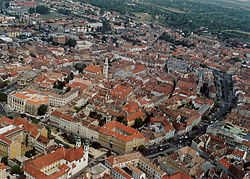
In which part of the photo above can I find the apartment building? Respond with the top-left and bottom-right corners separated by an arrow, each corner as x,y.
50,111 -> 99,142
149,117 -> 175,139
0,125 -> 23,159
99,121 -> 147,154
0,116 -> 50,157
48,90 -> 79,107
105,152 -> 166,179
207,121 -> 249,151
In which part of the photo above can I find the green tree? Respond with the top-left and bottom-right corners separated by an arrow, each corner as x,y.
137,145 -> 146,153
69,133 -> 76,144
38,104 -> 48,115
1,157 -> 8,165
36,5 -> 50,15
31,117 -> 40,124
121,119 -> 128,126
116,116 -> 124,122
28,7 -> 35,14
45,125 -> 52,139
203,114 -> 210,120
116,116 -> 127,126
11,165 -> 22,175
25,150 -> 32,158
99,118 -> 106,127
168,137 -> 174,142
92,141 -> 101,149
133,118 -> 143,129
53,80 -> 65,90
0,92 -> 7,101
74,63 -> 86,73
20,114 -> 26,118
214,101 -> 221,108
66,39 -> 77,48
0,81 -> 8,89
192,125 -> 199,131
97,20 -> 111,33
70,72 -> 74,80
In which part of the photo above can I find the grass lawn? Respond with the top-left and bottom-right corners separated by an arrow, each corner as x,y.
39,14 -> 62,18
134,12 -> 153,21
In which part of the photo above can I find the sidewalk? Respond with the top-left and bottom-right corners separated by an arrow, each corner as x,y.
51,131 -> 75,148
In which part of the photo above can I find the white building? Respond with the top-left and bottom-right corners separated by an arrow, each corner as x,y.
7,91 -> 49,115
105,152 -> 167,179
50,111 -> 99,142
49,90 -> 79,107
24,138 -> 89,179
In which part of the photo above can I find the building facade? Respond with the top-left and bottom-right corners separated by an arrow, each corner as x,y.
8,91 -> 49,115
24,139 -> 89,179
105,152 -> 166,179
99,121 -> 147,154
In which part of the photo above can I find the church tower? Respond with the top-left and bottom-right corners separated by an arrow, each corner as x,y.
83,138 -> 89,161
76,136 -> 81,148
103,58 -> 109,79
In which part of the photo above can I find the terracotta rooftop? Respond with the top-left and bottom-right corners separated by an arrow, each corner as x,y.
99,121 -> 146,142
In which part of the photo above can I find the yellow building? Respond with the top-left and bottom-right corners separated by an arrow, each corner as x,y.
0,125 -> 23,159
126,111 -> 147,127
0,116 -> 49,159
8,90 -> 49,115
99,121 -> 147,154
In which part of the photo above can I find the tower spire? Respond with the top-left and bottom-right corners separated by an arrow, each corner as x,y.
76,136 -> 81,148
103,58 -> 109,79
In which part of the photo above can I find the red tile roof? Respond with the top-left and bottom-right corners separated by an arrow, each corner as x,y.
132,64 -> 147,74
0,116 -> 13,127
0,163 -> 6,170
113,166 -> 132,179
218,158 -> 230,169
126,111 -> 146,121
30,146 -> 84,170
99,121 -> 146,142
169,172 -> 193,179
84,65 -> 102,74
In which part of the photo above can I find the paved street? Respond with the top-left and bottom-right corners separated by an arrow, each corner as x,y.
51,131 -> 75,148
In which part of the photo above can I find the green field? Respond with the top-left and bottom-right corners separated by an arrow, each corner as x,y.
81,0 -> 249,41
38,14 -> 62,19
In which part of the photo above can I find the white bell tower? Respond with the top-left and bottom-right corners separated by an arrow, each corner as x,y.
76,136 -> 81,148
103,58 -> 109,79
83,138 -> 89,161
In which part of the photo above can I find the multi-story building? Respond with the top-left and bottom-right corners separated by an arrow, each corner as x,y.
207,121 -> 249,151
50,111 -> 99,142
0,125 -> 24,159
8,90 -> 49,115
99,121 -> 147,154
48,90 -> 79,107
24,138 -> 89,179
17,70 -> 39,86
8,89 -> 79,113
105,151 -> 167,179
126,111 -> 147,127
149,117 -> 175,139
0,116 -> 50,157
